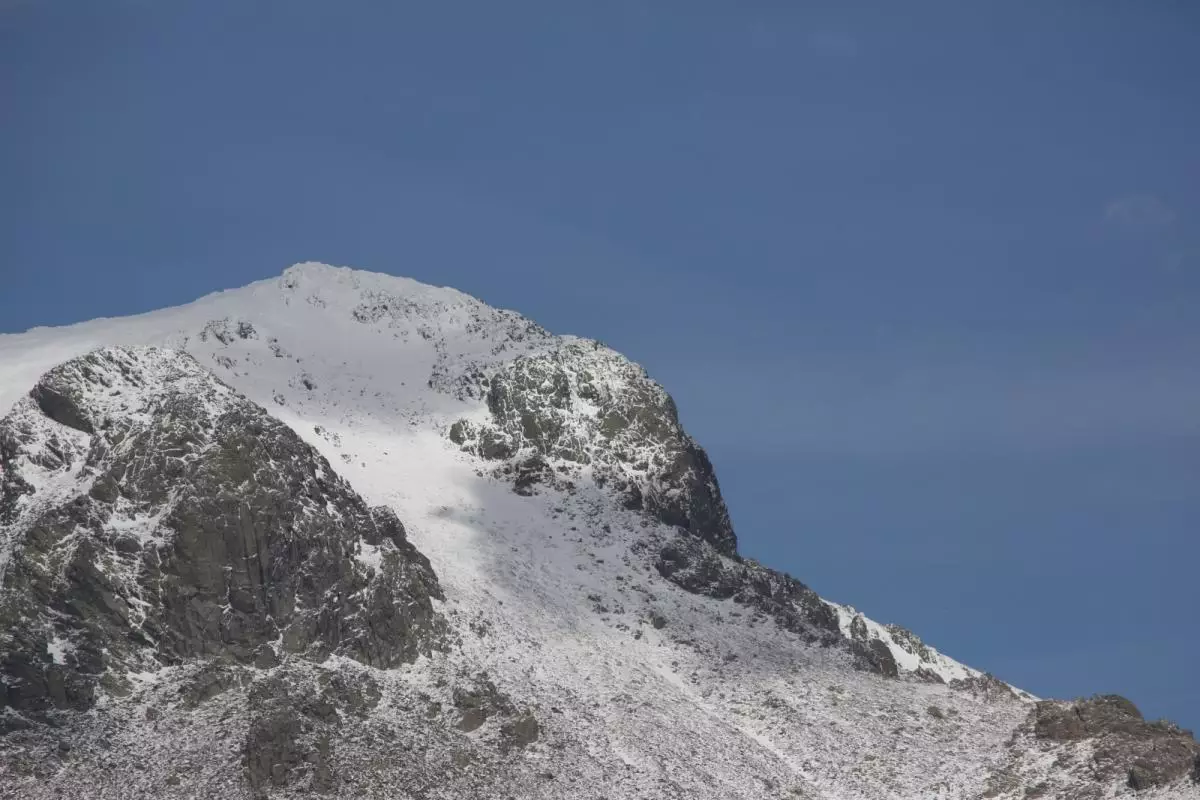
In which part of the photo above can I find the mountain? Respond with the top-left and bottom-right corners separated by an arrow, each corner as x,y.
1,263 -> 1195,799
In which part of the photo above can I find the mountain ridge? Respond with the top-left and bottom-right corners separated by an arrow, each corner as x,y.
0,262 -> 1194,799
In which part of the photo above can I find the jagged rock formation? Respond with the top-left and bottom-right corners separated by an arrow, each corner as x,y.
448,341 -> 736,554
982,695 -> 1200,798
0,347 -> 443,721
0,263 -> 1194,799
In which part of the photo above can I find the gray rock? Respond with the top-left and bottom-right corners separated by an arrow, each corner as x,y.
451,343 -> 737,554
1035,694 -> 1146,741
1033,695 -> 1200,790
653,534 -> 840,644
849,638 -> 899,679
252,645 -> 280,670
242,668 -> 366,794
451,676 -> 515,732
178,662 -> 247,708
28,382 -> 93,435
0,347 -> 445,718
499,711 -> 540,753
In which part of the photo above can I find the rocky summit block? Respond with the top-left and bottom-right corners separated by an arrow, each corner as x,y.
449,341 -> 737,555
0,347 -> 444,719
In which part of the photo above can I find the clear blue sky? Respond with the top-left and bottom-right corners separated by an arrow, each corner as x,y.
3,2 -> 1198,729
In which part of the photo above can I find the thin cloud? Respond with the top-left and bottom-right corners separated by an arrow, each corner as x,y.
1104,194 -> 1177,232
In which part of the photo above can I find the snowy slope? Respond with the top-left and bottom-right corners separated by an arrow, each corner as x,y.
1,263 -> 1195,800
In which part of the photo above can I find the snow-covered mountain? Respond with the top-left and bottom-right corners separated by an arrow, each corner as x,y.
1,263 -> 1195,799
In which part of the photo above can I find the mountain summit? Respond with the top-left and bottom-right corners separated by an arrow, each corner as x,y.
1,263 -> 1195,799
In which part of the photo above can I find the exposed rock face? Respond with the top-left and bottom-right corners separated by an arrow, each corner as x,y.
0,347 -> 443,718
1033,696 -> 1200,790
648,533 -> 1011,683
1034,694 -> 1147,741
982,695 -> 1200,797
652,533 -> 840,643
846,616 -> 900,678
449,342 -> 737,554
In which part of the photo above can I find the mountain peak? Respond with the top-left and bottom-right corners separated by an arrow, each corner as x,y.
276,261 -> 476,311
1,268 -> 1195,799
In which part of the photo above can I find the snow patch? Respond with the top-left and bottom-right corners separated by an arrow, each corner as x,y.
46,635 -> 72,665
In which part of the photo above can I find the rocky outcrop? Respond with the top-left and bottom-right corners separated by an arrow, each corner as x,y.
0,347 -> 444,719
650,533 -> 842,645
448,342 -> 737,554
1033,695 -> 1200,791
984,695 -> 1200,797
846,616 -> 900,678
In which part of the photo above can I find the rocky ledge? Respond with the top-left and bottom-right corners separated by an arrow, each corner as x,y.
1034,695 -> 1199,791
981,694 -> 1200,797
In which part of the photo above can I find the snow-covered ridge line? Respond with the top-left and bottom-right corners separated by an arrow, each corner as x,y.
828,600 -> 1031,693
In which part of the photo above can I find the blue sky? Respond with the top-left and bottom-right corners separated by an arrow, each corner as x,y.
3,1 -> 1199,728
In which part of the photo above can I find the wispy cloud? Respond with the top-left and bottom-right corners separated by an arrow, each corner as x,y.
1104,194 -> 1177,233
